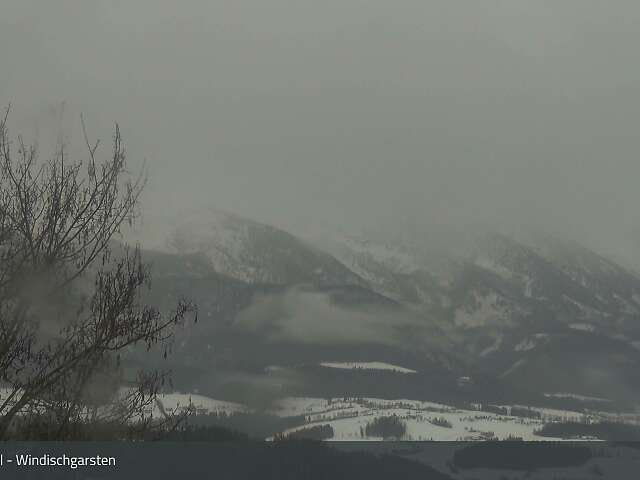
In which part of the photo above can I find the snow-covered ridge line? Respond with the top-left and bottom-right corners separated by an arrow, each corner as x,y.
319,362 -> 417,374
544,392 -> 611,403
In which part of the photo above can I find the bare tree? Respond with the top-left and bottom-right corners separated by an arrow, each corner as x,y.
0,107 -> 196,439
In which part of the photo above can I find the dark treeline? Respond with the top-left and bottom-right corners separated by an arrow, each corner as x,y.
5,415 -> 153,441
278,424 -> 334,441
185,411 -> 305,440
7,413 -> 250,442
480,405 -> 541,419
286,365 -> 630,415
482,405 -> 509,416
430,417 -> 453,428
161,424 -> 249,442
364,416 -> 407,439
453,442 -> 593,470
510,406 -> 542,419
535,421 -> 640,441
5,412 -> 210,441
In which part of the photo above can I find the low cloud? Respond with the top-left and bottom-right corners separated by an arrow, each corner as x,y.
234,286 -> 426,347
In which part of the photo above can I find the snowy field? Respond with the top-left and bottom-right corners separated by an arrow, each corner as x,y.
5,384 -> 638,441
270,397 -> 565,441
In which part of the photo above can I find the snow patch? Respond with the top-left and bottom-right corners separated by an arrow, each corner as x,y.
569,323 -> 596,332
319,362 -> 417,374
474,256 -> 513,280
514,339 -> 535,352
479,335 -> 503,357
454,292 -> 511,328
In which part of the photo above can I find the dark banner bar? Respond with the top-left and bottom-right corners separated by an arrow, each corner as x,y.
0,441 -> 638,479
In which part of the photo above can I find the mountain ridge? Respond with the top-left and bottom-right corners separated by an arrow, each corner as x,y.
133,210 -> 640,405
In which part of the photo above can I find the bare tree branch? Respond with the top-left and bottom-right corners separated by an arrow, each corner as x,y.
0,110 -> 196,440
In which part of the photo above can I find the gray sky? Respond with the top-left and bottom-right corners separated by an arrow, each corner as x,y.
3,1 -> 640,262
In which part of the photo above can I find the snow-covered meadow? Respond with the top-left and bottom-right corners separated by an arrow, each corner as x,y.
268,397 -> 566,441
118,389 -> 640,440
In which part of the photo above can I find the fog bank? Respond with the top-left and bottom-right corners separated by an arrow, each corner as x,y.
3,1 -> 640,265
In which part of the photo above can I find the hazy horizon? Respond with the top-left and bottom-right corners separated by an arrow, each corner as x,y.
3,0 -> 640,266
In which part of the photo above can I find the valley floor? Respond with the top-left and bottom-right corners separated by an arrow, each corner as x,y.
156,393 -> 640,441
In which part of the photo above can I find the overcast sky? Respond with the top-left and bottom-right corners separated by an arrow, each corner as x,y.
3,1 -> 640,262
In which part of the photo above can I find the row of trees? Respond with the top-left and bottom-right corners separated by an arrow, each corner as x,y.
363,415 -> 406,439
276,424 -> 334,441
0,108 -> 196,439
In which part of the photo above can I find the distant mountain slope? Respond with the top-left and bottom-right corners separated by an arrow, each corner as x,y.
325,229 -> 640,337
131,212 -> 640,405
162,210 -> 367,287
322,229 -> 640,402
134,237 -> 464,401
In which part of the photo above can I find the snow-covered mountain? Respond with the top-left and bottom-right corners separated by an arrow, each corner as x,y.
162,210 -> 366,287
137,210 -> 640,405
324,229 -> 640,336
